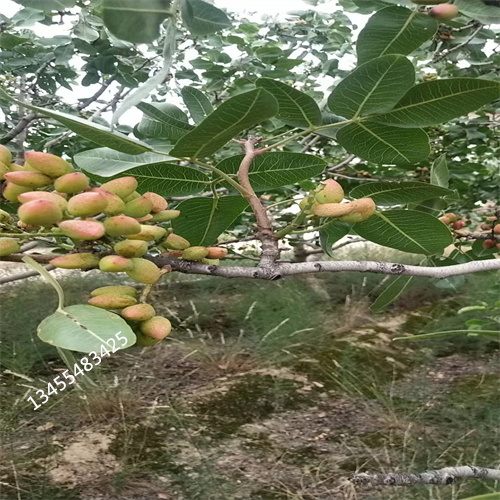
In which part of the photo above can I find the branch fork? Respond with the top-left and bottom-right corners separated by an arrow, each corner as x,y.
236,136 -> 281,278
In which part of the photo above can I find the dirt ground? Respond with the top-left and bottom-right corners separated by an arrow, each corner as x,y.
1,272 -> 499,500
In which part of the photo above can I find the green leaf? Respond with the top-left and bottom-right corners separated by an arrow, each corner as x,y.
181,86 -> 214,124
328,55 -> 415,119
455,0 -> 500,24
74,148 -> 210,197
172,196 -> 248,246
13,0 -> 76,10
357,6 -> 438,64
216,153 -> 327,191
394,330 -> 500,342
136,102 -> 194,141
256,78 -> 322,128
371,275 -> 413,312
74,148 -> 171,176
0,89 -> 152,155
170,88 -> 278,159
74,21 -> 99,43
354,210 -> 453,254
350,182 -> 455,205
102,0 -> 172,44
181,0 -> 231,35
319,222 -> 352,257
374,79 -> 500,128
0,33 -> 30,50
430,154 -> 449,188
460,493 -> 500,500
38,305 -> 136,353
12,8 -> 45,26
336,121 -> 430,165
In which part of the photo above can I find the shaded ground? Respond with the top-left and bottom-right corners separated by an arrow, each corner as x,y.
1,270 -> 499,500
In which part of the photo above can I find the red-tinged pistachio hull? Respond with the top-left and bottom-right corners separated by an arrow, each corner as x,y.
58,220 -> 106,240
99,255 -> 134,272
92,188 -> 126,216
182,246 -> 209,261
104,215 -> 142,236
312,202 -> 354,218
125,225 -> 166,241
100,177 -> 138,200
24,151 -> 72,177
18,199 -> 63,226
150,210 -> 180,222
114,240 -> 149,258
0,145 -> 12,166
88,294 -> 138,310
338,198 -> 376,223
205,247 -> 228,259
4,171 -> 53,188
91,285 -> 137,297
121,303 -> 156,321
67,192 -> 108,217
140,316 -> 172,340
2,182 -> 31,202
123,195 -> 154,218
54,172 -> 90,194
0,238 -> 20,256
429,4 -> 459,20
126,258 -> 161,284
162,233 -> 190,250
18,191 -> 68,211
50,253 -> 100,269
142,192 -> 168,213
314,179 -> 344,204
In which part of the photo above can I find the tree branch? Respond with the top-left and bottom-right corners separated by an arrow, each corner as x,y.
76,75 -> 116,112
0,113 -> 39,146
433,24 -> 483,63
2,252 -> 499,281
351,466 -> 500,487
0,265 -> 55,285
236,137 -> 280,276
462,233 -> 500,241
327,154 -> 356,173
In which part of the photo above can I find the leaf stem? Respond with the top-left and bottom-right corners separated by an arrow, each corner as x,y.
22,256 -> 65,310
0,232 -> 56,238
276,193 -> 316,239
313,119 -> 353,132
290,218 -> 338,235
151,148 -> 250,196
259,128 -> 314,152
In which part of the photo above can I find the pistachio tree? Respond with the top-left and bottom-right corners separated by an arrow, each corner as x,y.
0,0 -> 499,491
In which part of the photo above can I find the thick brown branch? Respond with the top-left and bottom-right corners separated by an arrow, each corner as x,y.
351,465 -> 500,487
236,137 -> 280,276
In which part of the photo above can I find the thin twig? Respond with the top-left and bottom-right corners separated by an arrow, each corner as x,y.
76,75 -> 116,111
332,173 -> 381,182
433,25 -> 483,62
351,465 -> 500,487
0,113 -> 38,146
0,265 -> 55,285
327,154 -> 356,173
